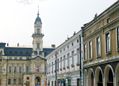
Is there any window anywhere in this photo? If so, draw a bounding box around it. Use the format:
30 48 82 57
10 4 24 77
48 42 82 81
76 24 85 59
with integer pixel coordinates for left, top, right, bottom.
13 79 16 84
106 32 111 53
26 66 29 73
77 48 80 65
8 79 11 85
60 57 62 70
37 29 40 33
37 43 40 49
52 62 53 73
18 78 22 84
96 37 101 57
107 18 110 23
71 51 74 67
14 66 16 73
19 66 22 73
72 43 73 46
9 66 12 73
89 41 92 59
57 59 59 71
84 44 88 60
67 53 70 68
63 55 65 69
117 27 119 50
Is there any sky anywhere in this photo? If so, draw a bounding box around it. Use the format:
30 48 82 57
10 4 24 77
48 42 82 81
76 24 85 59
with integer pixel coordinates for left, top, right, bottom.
0 0 117 48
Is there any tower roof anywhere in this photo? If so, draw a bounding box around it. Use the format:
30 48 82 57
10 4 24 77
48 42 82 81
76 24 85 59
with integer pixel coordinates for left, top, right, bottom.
34 11 42 24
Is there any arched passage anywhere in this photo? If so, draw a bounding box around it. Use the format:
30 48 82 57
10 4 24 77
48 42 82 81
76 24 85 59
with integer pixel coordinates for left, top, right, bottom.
88 69 94 86
115 64 119 86
104 65 114 86
95 67 103 86
35 77 41 86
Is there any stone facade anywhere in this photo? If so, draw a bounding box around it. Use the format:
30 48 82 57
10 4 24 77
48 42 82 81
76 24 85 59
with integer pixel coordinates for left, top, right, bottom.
82 1 119 86
0 12 54 86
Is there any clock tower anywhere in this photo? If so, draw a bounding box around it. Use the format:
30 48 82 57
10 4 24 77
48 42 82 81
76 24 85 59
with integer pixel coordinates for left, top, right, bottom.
32 11 44 58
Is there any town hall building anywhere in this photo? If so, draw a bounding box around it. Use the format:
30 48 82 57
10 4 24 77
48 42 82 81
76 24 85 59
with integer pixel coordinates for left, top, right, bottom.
0 11 54 86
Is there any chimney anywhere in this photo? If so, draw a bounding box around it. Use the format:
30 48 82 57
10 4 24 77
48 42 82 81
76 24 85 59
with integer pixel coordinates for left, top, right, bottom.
17 43 19 47
51 44 55 48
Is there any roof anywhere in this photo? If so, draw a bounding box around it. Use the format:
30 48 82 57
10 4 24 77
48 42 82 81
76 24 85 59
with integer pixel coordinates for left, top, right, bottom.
0 43 54 57
4 47 32 56
3 47 54 57
34 13 42 24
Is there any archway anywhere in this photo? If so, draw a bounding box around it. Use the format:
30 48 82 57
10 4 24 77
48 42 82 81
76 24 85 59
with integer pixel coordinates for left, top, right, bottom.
115 64 119 86
35 77 41 86
104 65 114 86
95 67 103 86
88 69 94 86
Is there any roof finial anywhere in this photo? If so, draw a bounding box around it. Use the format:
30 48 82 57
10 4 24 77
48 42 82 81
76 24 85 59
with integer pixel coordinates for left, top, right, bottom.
37 5 39 16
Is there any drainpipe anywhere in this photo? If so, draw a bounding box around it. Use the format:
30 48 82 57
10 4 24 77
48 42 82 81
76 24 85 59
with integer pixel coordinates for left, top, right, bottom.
79 35 83 86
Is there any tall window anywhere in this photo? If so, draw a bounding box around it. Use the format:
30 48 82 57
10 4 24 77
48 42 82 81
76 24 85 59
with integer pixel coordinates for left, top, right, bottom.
37 43 40 49
72 51 74 65
96 37 101 57
84 44 87 60
89 41 92 59
13 79 16 84
26 66 29 73
57 59 59 71
60 57 62 70
67 53 70 67
106 32 111 53
9 66 12 73
77 48 80 65
63 55 65 69
19 66 22 73
117 27 119 50
14 66 16 73
8 79 11 85
18 78 22 84
52 62 53 73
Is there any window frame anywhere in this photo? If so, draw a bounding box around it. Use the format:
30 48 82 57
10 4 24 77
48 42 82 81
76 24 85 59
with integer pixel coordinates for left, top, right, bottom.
105 32 111 54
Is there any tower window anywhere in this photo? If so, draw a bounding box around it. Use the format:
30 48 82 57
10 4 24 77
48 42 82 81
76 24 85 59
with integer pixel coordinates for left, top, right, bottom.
37 43 40 49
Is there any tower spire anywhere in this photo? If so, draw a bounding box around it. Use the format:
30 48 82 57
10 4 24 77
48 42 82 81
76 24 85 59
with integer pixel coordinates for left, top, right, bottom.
37 5 39 16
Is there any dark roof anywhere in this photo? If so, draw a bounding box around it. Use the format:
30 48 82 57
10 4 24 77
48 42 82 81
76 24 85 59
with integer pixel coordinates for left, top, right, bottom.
34 15 42 24
0 43 54 57
43 48 55 57
3 47 54 57
4 47 32 56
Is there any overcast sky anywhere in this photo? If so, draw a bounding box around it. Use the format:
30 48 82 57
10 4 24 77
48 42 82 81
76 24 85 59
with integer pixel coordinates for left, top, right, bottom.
0 0 117 47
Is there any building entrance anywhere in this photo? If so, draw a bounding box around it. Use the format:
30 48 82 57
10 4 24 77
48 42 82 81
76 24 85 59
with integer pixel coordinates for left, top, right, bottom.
35 77 41 86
